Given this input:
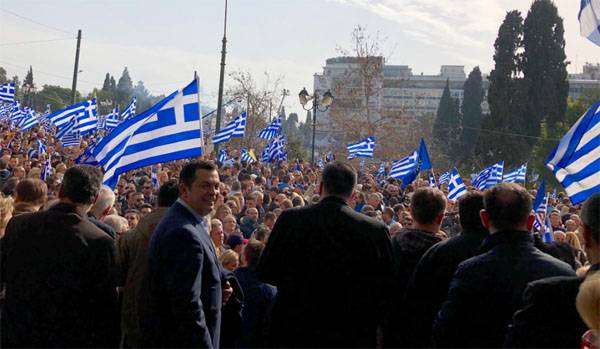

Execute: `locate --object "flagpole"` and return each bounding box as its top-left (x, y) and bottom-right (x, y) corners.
top-left (214, 0), bottom-right (228, 155)
top-left (71, 29), bottom-right (82, 104)
top-left (195, 71), bottom-right (205, 157)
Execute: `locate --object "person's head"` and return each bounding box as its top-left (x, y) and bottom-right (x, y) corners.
top-left (481, 183), bottom-right (533, 233)
top-left (219, 249), bottom-right (239, 271)
top-left (124, 209), bottom-right (140, 229)
top-left (215, 204), bottom-right (232, 222)
top-left (142, 180), bottom-right (154, 197)
top-left (553, 231), bottom-right (566, 242)
top-left (157, 179), bottom-right (179, 207)
top-left (244, 193), bottom-right (256, 209)
top-left (102, 214), bottom-right (129, 235)
top-left (549, 210), bottom-right (562, 226)
top-left (89, 185), bottom-right (115, 219)
top-left (222, 214), bottom-right (237, 234)
top-left (389, 222), bottom-right (402, 237)
top-left (227, 234), bottom-right (244, 254)
top-left (210, 218), bottom-right (224, 247)
top-left (564, 231), bottom-right (582, 250)
top-left (410, 187), bottom-right (447, 227)
top-left (367, 193), bottom-right (381, 208)
top-left (179, 160), bottom-right (219, 216)
top-left (263, 211), bottom-right (276, 230)
top-left (252, 225), bottom-right (271, 242)
top-left (382, 207), bottom-right (394, 223)
top-left (243, 239), bottom-right (265, 268)
top-left (576, 272), bottom-right (600, 344)
top-left (132, 192), bottom-right (145, 209)
top-left (245, 207), bottom-right (259, 222)
top-left (565, 219), bottom-right (578, 233)
top-left (0, 196), bottom-right (14, 238)
top-left (581, 192), bottom-right (600, 264)
top-left (140, 203), bottom-right (153, 217)
top-left (15, 178), bottom-right (47, 208)
top-left (458, 191), bottom-right (487, 232)
top-left (13, 166), bottom-right (25, 179)
top-left (320, 161), bottom-right (356, 200)
top-left (59, 165), bottom-right (103, 210)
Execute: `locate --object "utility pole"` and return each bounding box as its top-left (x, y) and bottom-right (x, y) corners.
top-left (214, 0), bottom-right (228, 154)
top-left (71, 29), bottom-right (82, 105)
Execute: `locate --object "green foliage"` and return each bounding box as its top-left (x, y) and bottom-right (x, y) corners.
top-left (287, 134), bottom-right (308, 162)
top-left (0, 67), bottom-right (7, 84)
top-left (458, 67), bottom-right (484, 164)
top-left (432, 80), bottom-right (461, 162)
top-left (116, 67), bottom-right (133, 107)
top-left (23, 66), bottom-right (34, 87)
top-left (102, 73), bottom-right (112, 91)
top-left (34, 85), bottom-right (80, 111)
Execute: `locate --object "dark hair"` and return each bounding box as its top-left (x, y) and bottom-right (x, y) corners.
top-left (140, 203), bottom-right (153, 210)
top-left (125, 209), bottom-right (140, 218)
top-left (179, 160), bottom-right (217, 188)
top-left (322, 161), bottom-right (356, 198)
top-left (0, 158), bottom-right (7, 170)
top-left (581, 192), bottom-right (600, 243)
top-left (2, 177), bottom-right (19, 197)
top-left (483, 183), bottom-right (532, 231)
top-left (411, 187), bottom-right (447, 224)
top-left (458, 191), bottom-right (486, 232)
top-left (253, 225), bottom-right (271, 242)
top-left (263, 211), bottom-right (276, 222)
top-left (15, 178), bottom-right (48, 204)
top-left (243, 239), bottom-right (265, 267)
top-left (60, 165), bottom-right (102, 204)
top-left (158, 179), bottom-right (179, 207)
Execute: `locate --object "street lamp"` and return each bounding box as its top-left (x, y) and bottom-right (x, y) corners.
top-left (298, 88), bottom-right (334, 164)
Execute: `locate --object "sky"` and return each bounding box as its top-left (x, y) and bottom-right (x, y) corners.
top-left (1, 0), bottom-right (598, 119)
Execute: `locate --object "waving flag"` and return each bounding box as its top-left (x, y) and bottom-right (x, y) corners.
top-left (439, 171), bottom-right (451, 185)
top-left (47, 99), bottom-right (97, 135)
top-left (258, 116), bottom-right (282, 140)
top-left (377, 163), bottom-right (386, 177)
top-left (121, 97), bottom-right (136, 121)
top-left (473, 161), bottom-right (504, 190)
top-left (347, 136), bottom-right (375, 159)
top-left (241, 147), bottom-right (255, 163)
top-left (503, 163), bottom-right (527, 183)
top-left (0, 83), bottom-right (15, 103)
top-left (217, 149), bottom-right (229, 163)
top-left (546, 98), bottom-right (600, 204)
top-left (93, 80), bottom-right (203, 188)
top-left (19, 108), bottom-right (39, 131)
top-left (579, 0), bottom-right (600, 46)
top-left (428, 172), bottom-right (437, 187)
top-left (448, 167), bottom-right (467, 201)
top-left (212, 112), bottom-right (247, 144)
top-left (389, 152), bottom-right (417, 180)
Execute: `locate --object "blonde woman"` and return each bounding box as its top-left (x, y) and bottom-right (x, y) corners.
top-left (0, 195), bottom-right (14, 238)
top-left (565, 231), bottom-right (588, 267)
top-left (219, 249), bottom-right (239, 271)
top-left (577, 272), bottom-right (600, 349)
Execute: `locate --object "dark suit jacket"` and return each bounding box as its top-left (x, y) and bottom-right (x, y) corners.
top-left (432, 230), bottom-right (576, 348)
top-left (139, 201), bottom-right (224, 348)
top-left (504, 263), bottom-right (600, 348)
top-left (257, 196), bottom-right (395, 347)
top-left (0, 203), bottom-right (118, 348)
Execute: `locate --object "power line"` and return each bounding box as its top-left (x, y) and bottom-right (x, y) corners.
top-left (0, 59), bottom-right (96, 85)
top-left (0, 8), bottom-right (73, 35)
top-left (0, 37), bottom-right (76, 46)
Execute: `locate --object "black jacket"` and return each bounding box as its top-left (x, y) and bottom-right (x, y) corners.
top-left (388, 228), bottom-right (489, 347)
top-left (257, 196), bottom-right (394, 347)
top-left (432, 230), bottom-right (575, 348)
top-left (504, 263), bottom-right (600, 348)
top-left (1, 203), bottom-right (119, 348)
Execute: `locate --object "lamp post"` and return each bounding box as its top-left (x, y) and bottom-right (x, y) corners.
top-left (298, 88), bottom-right (334, 164)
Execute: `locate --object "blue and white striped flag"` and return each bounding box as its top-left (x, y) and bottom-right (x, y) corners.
top-left (41, 155), bottom-right (52, 181)
top-left (262, 135), bottom-right (286, 163)
top-left (212, 112), bottom-right (247, 144)
top-left (19, 108), bottom-right (39, 131)
top-left (503, 163), bottom-right (527, 183)
top-left (473, 161), bottom-right (504, 190)
top-left (545, 98), bottom-right (600, 204)
top-left (47, 99), bottom-right (98, 135)
top-left (93, 80), bottom-right (203, 188)
top-left (377, 163), bottom-right (386, 177)
top-left (60, 131), bottom-right (81, 148)
top-left (439, 171), bottom-right (451, 185)
top-left (10, 101), bottom-right (24, 125)
top-left (347, 136), bottom-right (375, 159)
top-left (106, 107), bottom-right (120, 129)
top-left (258, 116), bottom-right (282, 140)
top-left (121, 97), bottom-right (136, 121)
top-left (217, 149), bottom-right (229, 163)
top-left (448, 167), bottom-right (467, 201)
top-left (428, 172), bottom-right (437, 187)
top-left (579, 0), bottom-right (600, 46)
top-left (318, 159), bottom-right (324, 169)
top-left (151, 165), bottom-right (160, 190)
top-left (241, 147), bottom-right (255, 163)
top-left (0, 83), bottom-right (15, 103)
top-left (389, 151), bottom-right (417, 180)
top-left (533, 180), bottom-right (547, 214)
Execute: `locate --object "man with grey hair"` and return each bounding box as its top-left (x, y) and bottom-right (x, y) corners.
top-left (506, 192), bottom-right (600, 348)
top-left (89, 185), bottom-right (117, 239)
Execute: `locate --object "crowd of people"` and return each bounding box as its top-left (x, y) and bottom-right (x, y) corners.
top-left (0, 124), bottom-right (598, 348)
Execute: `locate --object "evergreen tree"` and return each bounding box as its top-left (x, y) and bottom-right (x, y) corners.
top-left (133, 80), bottom-right (151, 110)
top-left (522, 0), bottom-right (569, 143)
top-left (458, 67), bottom-right (484, 164)
top-left (0, 67), bottom-right (7, 84)
top-left (102, 73), bottom-right (111, 91)
top-left (109, 76), bottom-right (116, 92)
top-left (477, 10), bottom-right (530, 166)
top-left (116, 67), bottom-right (133, 106)
top-left (433, 79), bottom-right (461, 161)
top-left (23, 66), bottom-right (34, 87)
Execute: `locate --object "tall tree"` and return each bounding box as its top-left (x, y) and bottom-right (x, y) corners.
top-left (102, 73), bottom-right (112, 91)
top-left (23, 66), bottom-right (34, 87)
top-left (458, 67), bottom-right (484, 164)
top-left (433, 79), bottom-right (461, 163)
top-left (477, 10), bottom-right (530, 166)
top-left (523, 0), bottom-right (569, 143)
top-left (0, 67), bottom-right (7, 84)
top-left (133, 80), bottom-right (151, 110)
top-left (116, 67), bottom-right (134, 107)
top-left (109, 76), bottom-right (117, 92)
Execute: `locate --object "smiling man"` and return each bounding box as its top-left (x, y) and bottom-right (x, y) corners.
top-left (140, 160), bottom-right (231, 348)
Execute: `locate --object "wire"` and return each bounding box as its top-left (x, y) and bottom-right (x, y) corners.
top-left (0, 38), bottom-right (76, 46)
top-left (0, 8), bottom-right (73, 35)
top-left (0, 60), bottom-right (96, 85)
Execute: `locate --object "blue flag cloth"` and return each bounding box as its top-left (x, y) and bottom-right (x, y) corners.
top-left (212, 112), bottom-right (247, 144)
top-left (503, 163), bottom-right (527, 183)
top-left (258, 116), bottom-right (282, 140)
top-left (580, 0), bottom-right (600, 46)
top-left (0, 83), bottom-right (15, 103)
top-left (392, 139), bottom-right (432, 188)
top-left (448, 167), bottom-right (467, 201)
top-left (532, 180), bottom-right (547, 213)
top-left (545, 98), bottom-right (600, 204)
top-left (347, 137), bottom-right (375, 159)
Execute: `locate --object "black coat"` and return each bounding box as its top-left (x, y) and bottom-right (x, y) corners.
top-left (432, 230), bottom-right (576, 348)
top-left (504, 263), bottom-right (600, 348)
top-left (1, 203), bottom-right (119, 348)
top-left (257, 196), bottom-right (395, 347)
top-left (388, 228), bottom-right (489, 347)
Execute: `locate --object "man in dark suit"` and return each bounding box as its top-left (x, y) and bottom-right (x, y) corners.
top-left (432, 183), bottom-right (575, 348)
top-left (139, 160), bottom-right (233, 348)
top-left (505, 192), bottom-right (600, 348)
top-left (1, 165), bottom-right (118, 348)
top-left (257, 161), bottom-right (395, 347)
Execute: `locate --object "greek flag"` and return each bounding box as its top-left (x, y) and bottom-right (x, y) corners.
top-left (428, 172), bottom-right (437, 187)
top-left (41, 155), bottom-right (52, 181)
top-left (0, 83), bottom-right (15, 103)
top-left (262, 135), bottom-right (286, 163)
top-left (359, 159), bottom-right (365, 168)
top-left (388, 139), bottom-right (432, 188)
top-left (217, 149), bottom-right (229, 163)
top-left (241, 147), bottom-right (255, 163)
top-left (212, 112), bottom-right (247, 144)
top-left (551, 189), bottom-right (558, 200)
top-left (532, 180), bottom-right (547, 214)
top-left (448, 167), bottom-right (467, 201)
top-left (347, 136), bottom-right (375, 159)
top-left (74, 138), bottom-right (99, 165)
top-left (151, 165), bottom-right (160, 190)
top-left (258, 116), bottom-right (282, 140)
top-left (580, 0), bottom-right (600, 46)
top-left (121, 97), bottom-right (136, 121)
top-left (377, 163), bottom-right (386, 177)
top-left (98, 108), bottom-right (120, 131)
top-left (473, 161), bottom-right (504, 190)
top-left (93, 80), bottom-right (203, 188)
top-left (389, 152), bottom-right (417, 179)
top-left (47, 99), bottom-right (98, 135)
top-left (19, 108), bottom-right (39, 131)
top-left (0, 103), bottom-right (12, 120)
top-left (60, 131), bottom-right (81, 148)
top-left (439, 171), bottom-right (451, 185)
top-left (503, 163), bottom-right (527, 183)
top-left (546, 98), bottom-right (600, 204)
top-left (325, 151), bottom-right (334, 163)
top-left (10, 102), bottom-right (24, 124)
top-left (318, 159), bottom-right (324, 169)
